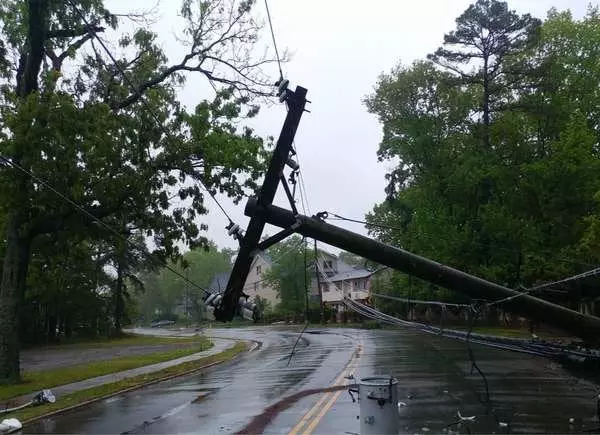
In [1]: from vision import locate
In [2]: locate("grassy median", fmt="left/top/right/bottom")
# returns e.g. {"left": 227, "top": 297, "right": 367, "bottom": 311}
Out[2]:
{"left": 26, "top": 332, "right": 205, "bottom": 349}
{"left": 10, "top": 341, "right": 248, "bottom": 424}
{"left": 0, "top": 335, "right": 212, "bottom": 401}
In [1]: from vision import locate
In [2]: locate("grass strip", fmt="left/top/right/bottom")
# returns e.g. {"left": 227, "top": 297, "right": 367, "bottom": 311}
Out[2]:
{"left": 28, "top": 332, "right": 205, "bottom": 350}
{"left": 11, "top": 341, "right": 248, "bottom": 424}
{"left": 0, "top": 337, "right": 212, "bottom": 401}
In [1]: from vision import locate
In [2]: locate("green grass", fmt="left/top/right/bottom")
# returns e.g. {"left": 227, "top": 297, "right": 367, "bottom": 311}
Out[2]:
{"left": 0, "top": 336, "right": 212, "bottom": 401}
{"left": 12, "top": 341, "right": 248, "bottom": 424}
{"left": 32, "top": 332, "right": 203, "bottom": 350}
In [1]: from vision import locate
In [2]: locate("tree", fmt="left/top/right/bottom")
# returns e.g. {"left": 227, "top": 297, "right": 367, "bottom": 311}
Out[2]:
{"left": 264, "top": 236, "right": 307, "bottom": 314}
{"left": 365, "top": 3, "right": 600, "bottom": 319}
{"left": 428, "top": 0, "right": 540, "bottom": 149}
{"left": 136, "top": 242, "right": 232, "bottom": 322}
{"left": 0, "top": 0, "right": 278, "bottom": 383}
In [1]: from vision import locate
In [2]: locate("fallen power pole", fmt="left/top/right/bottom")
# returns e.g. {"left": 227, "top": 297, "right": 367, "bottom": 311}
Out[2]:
{"left": 243, "top": 199, "right": 600, "bottom": 342}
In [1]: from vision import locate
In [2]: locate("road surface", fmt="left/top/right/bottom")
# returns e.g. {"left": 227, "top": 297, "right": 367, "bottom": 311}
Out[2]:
{"left": 25, "top": 327, "right": 600, "bottom": 434}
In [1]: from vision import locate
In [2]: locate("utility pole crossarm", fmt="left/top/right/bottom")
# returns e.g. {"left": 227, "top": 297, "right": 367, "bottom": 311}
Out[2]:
{"left": 245, "top": 199, "right": 600, "bottom": 342}
{"left": 214, "top": 85, "right": 308, "bottom": 321}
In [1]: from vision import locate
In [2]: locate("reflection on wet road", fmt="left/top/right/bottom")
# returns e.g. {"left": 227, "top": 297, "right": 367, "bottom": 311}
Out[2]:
{"left": 26, "top": 327, "right": 600, "bottom": 434}
{"left": 26, "top": 327, "right": 358, "bottom": 434}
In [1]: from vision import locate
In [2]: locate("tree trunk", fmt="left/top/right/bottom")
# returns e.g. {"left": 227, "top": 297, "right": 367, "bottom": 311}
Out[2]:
{"left": 0, "top": 214, "right": 31, "bottom": 383}
{"left": 482, "top": 55, "right": 491, "bottom": 149}
{"left": 0, "top": 0, "right": 49, "bottom": 384}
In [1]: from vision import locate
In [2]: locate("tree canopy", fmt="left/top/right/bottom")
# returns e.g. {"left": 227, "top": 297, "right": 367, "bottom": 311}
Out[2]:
{"left": 0, "top": 0, "right": 278, "bottom": 383}
{"left": 365, "top": 4, "right": 600, "bottom": 309}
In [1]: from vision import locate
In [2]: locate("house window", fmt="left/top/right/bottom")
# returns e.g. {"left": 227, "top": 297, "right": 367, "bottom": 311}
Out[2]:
{"left": 354, "top": 280, "right": 359, "bottom": 288}
{"left": 256, "top": 265, "right": 262, "bottom": 274}
{"left": 324, "top": 260, "right": 333, "bottom": 269}
{"left": 361, "top": 280, "right": 366, "bottom": 289}
{"left": 322, "top": 283, "right": 329, "bottom": 292}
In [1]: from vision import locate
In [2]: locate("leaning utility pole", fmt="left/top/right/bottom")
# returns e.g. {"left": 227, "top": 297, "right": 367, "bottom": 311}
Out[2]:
{"left": 214, "top": 82, "right": 308, "bottom": 321}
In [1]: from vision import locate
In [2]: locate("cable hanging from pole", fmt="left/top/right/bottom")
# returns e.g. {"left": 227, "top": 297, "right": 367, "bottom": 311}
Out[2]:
{"left": 264, "top": 0, "right": 284, "bottom": 81}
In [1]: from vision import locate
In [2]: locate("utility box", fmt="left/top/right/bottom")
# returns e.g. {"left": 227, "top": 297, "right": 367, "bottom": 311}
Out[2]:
{"left": 355, "top": 376, "right": 399, "bottom": 434}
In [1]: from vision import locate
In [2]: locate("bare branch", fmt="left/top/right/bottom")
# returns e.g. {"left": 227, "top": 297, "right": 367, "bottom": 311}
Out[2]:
{"left": 47, "top": 25, "right": 104, "bottom": 39}
{"left": 46, "top": 33, "right": 96, "bottom": 71}
{"left": 111, "top": 0, "right": 279, "bottom": 110}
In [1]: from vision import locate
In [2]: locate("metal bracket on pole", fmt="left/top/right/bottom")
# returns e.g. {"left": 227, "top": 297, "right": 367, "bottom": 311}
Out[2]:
{"left": 213, "top": 85, "right": 308, "bottom": 321}
{"left": 255, "top": 221, "right": 301, "bottom": 253}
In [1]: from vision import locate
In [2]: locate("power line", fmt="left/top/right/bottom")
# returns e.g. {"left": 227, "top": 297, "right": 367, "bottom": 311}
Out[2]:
{"left": 327, "top": 213, "right": 405, "bottom": 232}
{"left": 371, "top": 292, "right": 470, "bottom": 308}
{"left": 0, "top": 155, "right": 212, "bottom": 297}
{"left": 291, "top": 141, "right": 310, "bottom": 215}
{"left": 66, "top": 0, "right": 236, "bottom": 225}
{"left": 325, "top": 211, "right": 597, "bottom": 268}
{"left": 263, "top": 0, "right": 283, "bottom": 80}
{"left": 487, "top": 266, "right": 600, "bottom": 307}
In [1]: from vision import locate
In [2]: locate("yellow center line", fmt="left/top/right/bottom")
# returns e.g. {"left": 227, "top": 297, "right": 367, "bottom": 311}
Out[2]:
{"left": 302, "top": 388, "right": 344, "bottom": 435}
{"left": 288, "top": 341, "right": 362, "bottom": 435}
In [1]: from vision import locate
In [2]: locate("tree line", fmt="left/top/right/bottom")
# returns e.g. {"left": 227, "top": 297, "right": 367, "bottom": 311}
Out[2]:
{"left": 0, "top": 0, "right": 276, "bottom": 384}
{"left": 366, "top": 1, "right": 600, "bottom": 313}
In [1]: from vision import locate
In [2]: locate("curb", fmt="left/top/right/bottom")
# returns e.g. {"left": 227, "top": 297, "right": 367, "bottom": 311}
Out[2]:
{"left": 21, "top": 340, "right": 252, "bottom": 425}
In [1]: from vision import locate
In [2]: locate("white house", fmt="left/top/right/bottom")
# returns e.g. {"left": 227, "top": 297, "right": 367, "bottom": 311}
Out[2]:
{"left": 311, "top": 251, "right": 373, "bottom": 313}
{"left": 244, "top": 252, "right": 279, "bottom": 305}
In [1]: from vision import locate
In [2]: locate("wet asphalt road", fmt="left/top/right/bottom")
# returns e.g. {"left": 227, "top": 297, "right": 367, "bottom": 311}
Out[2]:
{"left": 25, "top": 327, "right": 600, "bottom": 434}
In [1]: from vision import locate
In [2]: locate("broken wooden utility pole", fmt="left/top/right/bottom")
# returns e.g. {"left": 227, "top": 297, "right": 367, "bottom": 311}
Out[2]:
{"left": 244, "top": 200, "right": 600, "bottom": 342}
{"left": 214, "top": 81, "right": 308, "bottom": 321}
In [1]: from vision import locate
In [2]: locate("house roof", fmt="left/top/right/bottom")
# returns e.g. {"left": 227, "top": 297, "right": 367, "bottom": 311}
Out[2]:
{"left": 207, "top": 271, "right": 231, "bottom": 294}
{"left": 328, "top": 268, "right": 372, "bottom": 282}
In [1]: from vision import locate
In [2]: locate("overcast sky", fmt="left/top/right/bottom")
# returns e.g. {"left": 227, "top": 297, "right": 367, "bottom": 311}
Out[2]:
{"left": 107, "top": 0, "right": 590, "bottom": 254}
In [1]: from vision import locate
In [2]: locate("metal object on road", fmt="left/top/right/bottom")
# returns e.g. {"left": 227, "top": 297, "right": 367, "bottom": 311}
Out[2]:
{"left": 349, "top": 376, "right": 399, "bottom": 435}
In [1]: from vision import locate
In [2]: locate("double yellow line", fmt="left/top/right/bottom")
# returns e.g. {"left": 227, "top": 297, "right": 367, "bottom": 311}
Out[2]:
{"left": 289, "top": 343, "right": 362, "bottom": 435}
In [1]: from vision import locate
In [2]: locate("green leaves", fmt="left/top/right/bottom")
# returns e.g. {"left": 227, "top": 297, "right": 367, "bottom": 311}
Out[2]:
{"left": 264, "top": 235, "right": 307, "bottom": 313}
{"left": 0, "top": 0, "right": 274, "bottom": 357}
{"left": 366, "top": 2, "right": 600, "bottom": 305}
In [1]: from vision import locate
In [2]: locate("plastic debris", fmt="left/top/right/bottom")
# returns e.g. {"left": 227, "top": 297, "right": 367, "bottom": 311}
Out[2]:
{"left": 0, "top": 418, "right": 22, "bottom": 434}
{"left": 398, "top": 401, "right": 408, "bottom": 407}
{"left": 569, "top": 417, "right": 575, "bottom": 424}
{"left": 457, "top": 411, "right": 476, "bottom": 422}
{"left": 499, "top": 422, "right": 509, "bottom": 428}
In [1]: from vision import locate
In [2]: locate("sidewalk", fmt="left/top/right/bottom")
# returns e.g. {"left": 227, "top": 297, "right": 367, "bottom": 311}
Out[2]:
{"left": 3, "top": 338, "right": 235, "bottom": 408}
